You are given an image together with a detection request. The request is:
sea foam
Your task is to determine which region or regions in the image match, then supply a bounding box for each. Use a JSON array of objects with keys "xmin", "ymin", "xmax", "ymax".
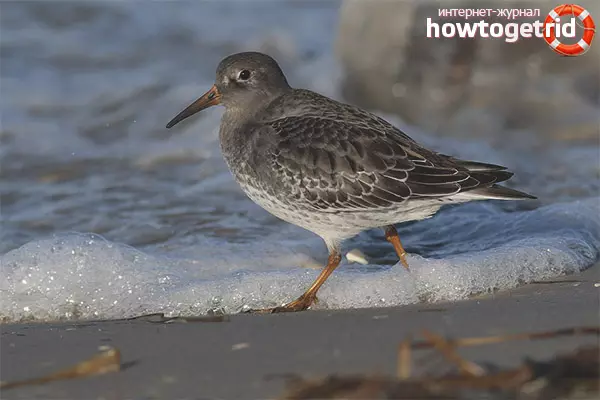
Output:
[{"xmin": 2, "ymin": 198, "xmax": 598, "ymax": 322}]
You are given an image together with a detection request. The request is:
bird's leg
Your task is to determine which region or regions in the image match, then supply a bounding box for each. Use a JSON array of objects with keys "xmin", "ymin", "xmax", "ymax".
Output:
[
  {"xmin": 249, "ymin": 251, "xmax": 342, "ymax": 313},
  {"xmin": 384, "ymin": 225, "xmax": 410, "ymax": 270}
]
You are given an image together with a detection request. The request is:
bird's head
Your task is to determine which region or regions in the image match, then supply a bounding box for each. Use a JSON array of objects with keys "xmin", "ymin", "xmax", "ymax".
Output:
[{"xmin": 166, "ymin": 52, "xmax": 290, "ymax": 128}]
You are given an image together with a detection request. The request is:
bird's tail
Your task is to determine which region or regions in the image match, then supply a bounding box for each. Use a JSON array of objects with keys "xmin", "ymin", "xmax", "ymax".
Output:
[
  {"xmin": 466, "ymin": 184, "xmax": 537, "ymax": 200},
  {"xmin": 452, "ymin": 159, "xmax": 537, "ymax": 200}
]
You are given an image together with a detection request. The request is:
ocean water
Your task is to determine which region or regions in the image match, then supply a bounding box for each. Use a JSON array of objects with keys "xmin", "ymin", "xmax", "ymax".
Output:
[{"xmin": 1, "ymin": 1, "xmax": 599, "ymax": 322}]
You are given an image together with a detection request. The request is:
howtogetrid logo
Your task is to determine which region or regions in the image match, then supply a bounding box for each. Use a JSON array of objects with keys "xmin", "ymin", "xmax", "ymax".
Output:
[
  {"xmin": 543, "ymin": 4, "xmax": 595, "ymax": 56},
  {"xmin": 428, "ymin": 3, "xmax": 596, "ymax": 57}
]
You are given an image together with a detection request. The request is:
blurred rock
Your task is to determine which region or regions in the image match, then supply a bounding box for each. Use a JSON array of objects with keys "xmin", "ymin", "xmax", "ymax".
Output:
[{"xmin": 335, "ymin": 0, "xmax": 600, "ymax": 142}]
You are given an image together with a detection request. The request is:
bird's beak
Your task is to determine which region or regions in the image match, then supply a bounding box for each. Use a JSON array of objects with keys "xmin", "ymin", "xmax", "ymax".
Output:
[{"xmin": 166, "ymin": 85, "xmax": 221, "ymax": 128}]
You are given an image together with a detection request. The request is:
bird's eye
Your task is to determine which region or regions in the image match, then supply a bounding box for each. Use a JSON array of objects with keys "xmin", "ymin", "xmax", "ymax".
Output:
[{"xmin": 238, "ymin": 70, "xmax": 251, "ymax": 81}]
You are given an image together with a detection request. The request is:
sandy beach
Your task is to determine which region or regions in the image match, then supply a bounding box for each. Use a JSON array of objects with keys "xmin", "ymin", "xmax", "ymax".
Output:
[{"xmin": 2, "ymin": 263, "xmax": 598, "ymax": 399}]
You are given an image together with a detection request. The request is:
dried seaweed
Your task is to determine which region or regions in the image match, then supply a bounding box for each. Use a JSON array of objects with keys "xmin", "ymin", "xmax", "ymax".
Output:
[
  {"xmin": 277, "ymin": 326, "xmax": 600, "ymax": 400},
  {"xmin": 0, "ymin": 347, "xmax": 121, "ymax": 390}
]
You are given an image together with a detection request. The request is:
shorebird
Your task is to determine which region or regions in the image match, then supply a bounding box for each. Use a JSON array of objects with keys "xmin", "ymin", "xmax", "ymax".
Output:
[{"xmin": 166, "ymin": 52, "xmax": 535, "ymax": 313}]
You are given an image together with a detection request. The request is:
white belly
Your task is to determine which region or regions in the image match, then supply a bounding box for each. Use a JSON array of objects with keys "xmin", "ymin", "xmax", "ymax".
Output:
[{"xmin": 240, "ymin": 181, "xmax": 447, "ymax": 243}]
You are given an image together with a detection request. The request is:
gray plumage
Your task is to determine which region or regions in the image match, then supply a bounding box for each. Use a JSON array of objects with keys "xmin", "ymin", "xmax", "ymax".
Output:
[{"xmin": 169, "ymin": 51, "xmax": 535, "ymax": 253}]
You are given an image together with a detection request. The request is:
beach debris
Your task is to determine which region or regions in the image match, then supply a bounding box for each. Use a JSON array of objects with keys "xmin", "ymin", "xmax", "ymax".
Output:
[
  {"xmin": 232, "ymin": 342, "xmax": 250, "ymax": 351},
  {"xmin": 404, "ymin": 326, "xmax": 600, "ymax": 351},
  {"xmin": 276, "ymin": 326, "xmax": 600, "ymax": 399},
  {"xmin": 123, "ymin": 312, "xmax": 229, "ymax": 323},
  {"xmin": 372, "ymin": 314, "xmax": 389, "ymax": 320},
  {"xmin": 345, "ymin": 249, "xmax": 369, "ymax": 265},
  {"xmin": 0, "ymin": 346, "xmax": 121, "ymax": 391}
]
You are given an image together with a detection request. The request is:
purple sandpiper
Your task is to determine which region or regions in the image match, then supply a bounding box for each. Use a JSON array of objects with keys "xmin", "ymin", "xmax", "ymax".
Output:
[{"xmin": 166, "ymin": 52, "xmax": 535, "ymax": 313}]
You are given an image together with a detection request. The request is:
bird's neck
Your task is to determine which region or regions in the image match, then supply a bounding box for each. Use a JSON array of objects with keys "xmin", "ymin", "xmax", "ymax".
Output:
[
  {"xmin": 219, "ymin": 89, "xmax": 288, "ymax": 160},
  {"xmin": 218, "ymin": 107, "xmax": 260, "ymax": 165},
  {"xmin": 221, "ymin": 91, "xmax": 281, "ymax": 127}
]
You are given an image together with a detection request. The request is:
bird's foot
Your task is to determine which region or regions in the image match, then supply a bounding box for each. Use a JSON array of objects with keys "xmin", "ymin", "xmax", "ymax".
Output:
[{"xmin": 245, "ymin": 293, "xmax": 318, "ymax": 314}]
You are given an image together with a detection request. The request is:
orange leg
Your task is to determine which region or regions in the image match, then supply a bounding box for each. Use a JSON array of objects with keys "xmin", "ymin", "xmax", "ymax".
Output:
[
  {"xmin": 385, "ymin": 226, "xmax": 410, "ymax": 270},
  {"xmin": 250, "ymin": 251, "xmax": 342, "ymax": 313}
]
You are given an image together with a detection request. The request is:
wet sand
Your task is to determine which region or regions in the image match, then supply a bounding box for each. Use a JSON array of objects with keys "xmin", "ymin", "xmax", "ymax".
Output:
[{"xmin": 1, "ymin": 263, "xmax": 598, "ymax": 400}]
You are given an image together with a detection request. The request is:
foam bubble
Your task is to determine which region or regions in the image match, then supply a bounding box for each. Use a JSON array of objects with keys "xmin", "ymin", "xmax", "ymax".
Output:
[{"xmin": 1, "ymin": 198, "xmax": 598, "ymax": 322}]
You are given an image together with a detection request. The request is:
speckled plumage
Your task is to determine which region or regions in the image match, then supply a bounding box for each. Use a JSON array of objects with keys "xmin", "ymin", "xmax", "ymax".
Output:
[
  {"xmin": 167, "ymin": 52, "xmax": 535, "ymax": 312},
  {"xmin": 213, "ymin": 56, "xmax": 533, "ymax": 251}
]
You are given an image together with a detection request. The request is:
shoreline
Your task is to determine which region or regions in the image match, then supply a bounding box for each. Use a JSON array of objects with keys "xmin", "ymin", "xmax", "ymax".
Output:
[{"xmin": 1, "ymin": 263, "xmax": 598, "ymax": 399}]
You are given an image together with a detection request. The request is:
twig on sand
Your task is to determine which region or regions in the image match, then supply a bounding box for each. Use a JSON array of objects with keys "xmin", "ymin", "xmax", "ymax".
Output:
[
  {"xmin": 0, "ymin": 347, "xmax": 121, "ymax": 390},
  {"xmin": 408, "ymin": 326, "xmax": 600, "ymax": 350},
  {"xmin": 124, "ymin": 312, "xmax": 230, "ymax": 323}
]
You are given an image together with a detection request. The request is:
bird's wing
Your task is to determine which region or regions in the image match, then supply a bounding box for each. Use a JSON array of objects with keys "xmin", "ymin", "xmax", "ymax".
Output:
[{"xmin": 260, "ymin": 114, "xmax": 508, "ymax": 213}]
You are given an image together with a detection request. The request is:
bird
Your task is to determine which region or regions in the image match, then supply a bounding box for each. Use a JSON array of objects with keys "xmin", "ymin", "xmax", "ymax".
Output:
[{"xmin": 166, "ymin": 52, "xmax": 536, "ymax": 313}]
